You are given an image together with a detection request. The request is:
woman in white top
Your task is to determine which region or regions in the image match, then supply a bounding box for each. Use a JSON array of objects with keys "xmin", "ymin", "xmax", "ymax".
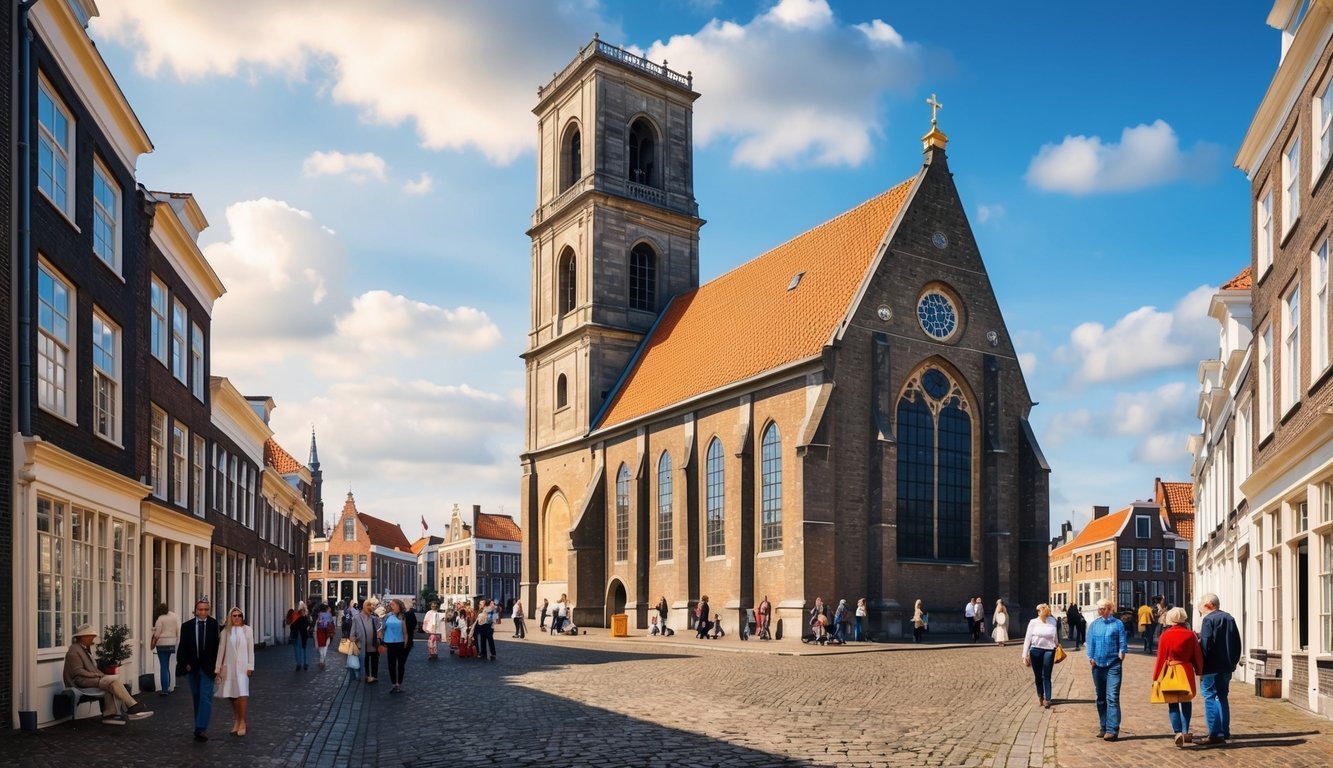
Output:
[
  {"xmin": 553, "ymin": 594, "xmax": 569, "ymax": 635},
  {"xmin": 991, "ymin": 599, "xmax": 1010, "ymax": 647},
  {"xmin": 214, "ymin": 606, "xmax": 256, "ymax": 736},
  {"xmin": 1021, "ymin": 603, "xmax": 1059, "ymax": 709},
  {"xmin": 422, "ymin": 602, "xmax": 443, "ymax": 660},
  {"xmin": 150, "ymin": 602, "xmax": 180, "ymax": 695}
]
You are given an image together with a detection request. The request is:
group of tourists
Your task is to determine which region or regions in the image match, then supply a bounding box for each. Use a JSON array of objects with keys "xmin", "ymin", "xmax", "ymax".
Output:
[
  {"xmin": 536, "ymin": 594, "xmax": 575, "ymax": 635},
  {"xmin": 1020, "ymin": 593, "xmax": 1243, "ymax": 747},
  {"xmin": 804, "ymin": 596, "xmax": 868, "ymax": 644}
]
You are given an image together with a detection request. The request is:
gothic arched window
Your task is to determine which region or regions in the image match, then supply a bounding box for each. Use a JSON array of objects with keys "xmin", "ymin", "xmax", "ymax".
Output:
[
  {"xmin": 615, "ymin": 463, "xmax": 630, "ymax": 562},
  {"xmin": 555, "ymin": 374, "xmax": 568, "ymax": 409},
  {"xmin": 629, "ymin": 243, "xmax": 657, "ymax": 312},
  {"xmin": 657, "ymin": 451, "xmax": 673, "ymax": 561},
  {"xmin": 628, "ymin": 117, "xmax": 656, "ymax": 187},
  {"xmin": 561, "ymin": 125, "xmax": 582, "ymax": 193},
  {"xmin": 705, "ymin": 437, "xmax": 725, "ymax": 557},
  {"xmin": 760, "ymin": 423, "xmax": 782, "ymax": 552},
  {"xmin": 558, "ymin": 248, "xmax": 576, "ymax": 316},
  {"xmin": 895, "ymin": 366, "xmax": 973, "ymax": 561}
]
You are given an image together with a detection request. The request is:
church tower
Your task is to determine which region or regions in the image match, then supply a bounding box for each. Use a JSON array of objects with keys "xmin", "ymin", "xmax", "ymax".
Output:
[{"xmin": 523, "ymin": 35, "xmax": 704, "ymax": 451}]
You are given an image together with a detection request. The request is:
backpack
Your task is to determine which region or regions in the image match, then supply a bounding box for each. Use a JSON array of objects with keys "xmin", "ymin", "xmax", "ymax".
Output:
[
  {"xmin": 695, "ymin": 603, "xmax": 703, "ymax": 619},
  {"xmin": 317, "ymin": 613, "xmax": 334, "ymax": 631}
]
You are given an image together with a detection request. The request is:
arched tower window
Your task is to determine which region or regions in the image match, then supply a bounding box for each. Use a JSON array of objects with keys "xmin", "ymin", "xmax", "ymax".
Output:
[
  {"xmin": 555, "ymin": 374, "xmax": 568, "ymax": 409},
  {"xmin": 895, "ymin": 366, "xmax": 973, "ymax": 561},
  {"xmin": 560, "ymin": 124, "xmax": 582, "ymax": 193},
  {"xmin": 557, "ymin": 248, "xmax": 576, "ymax": 316},
  {"xmin": 705, "ymin": 437, "xmax": 725, "ymax": 557},
  {"xmin": 615, "ymin": 463, "xmax": 630, "ymax": 562},
  {"xmin": 628, "ymin": 117, "xmax": 656, "ymax": 187},
  {"xmin": 760, "ymin": 423, "xmax": 782, "ymax": 552},
  {"xmin": 656, "ymin": 451, "xmax": 673, "ymax": 561},
  {"xmin": 629, "ymin": 243, "xmax": 657, "ymax": 312},
  {"xmin": 342, "ymin": 515, "xmax": 356, "ymax": 541}
]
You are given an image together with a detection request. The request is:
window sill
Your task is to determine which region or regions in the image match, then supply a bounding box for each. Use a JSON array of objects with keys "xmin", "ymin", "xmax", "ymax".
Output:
[
  {"xmin": 1309, "ymin": 361, "xmax": 1333, "ymax": 395},
  {"xmin": 93, "ymin": 432, "xmax": 124, "ymax": 450},
  {"xmin": 1280, "ymin": 400, "xmax": 1302, "ymax": 425},
  {"xmin": 1313, "ymin": 156, "xmax": 1333, "ymax": 196},
  {"xmin": 758, "ymin": 549, "xmax": 784, "ymax": 558},
  {"xmin": 1280, "ymin": 218, "xmax": 1301, "ymax": 249},
  {"xmin": 38, "ymin": 403, "xmax": 78, "ymax": 428},
  {"xmin": 704, "ymin": 555, "xmax": 726, "ymax": 562},
  {"xmin": 94, "ymin": 255, "xmax": 125, "ymax": 283},
  {"xmin": 38, "ymin": 188, "xmax": 80, "ymax": 233},
  {"xmin": 1257, "ymin": 261, "xmax": 1273, "ymax": 285}
]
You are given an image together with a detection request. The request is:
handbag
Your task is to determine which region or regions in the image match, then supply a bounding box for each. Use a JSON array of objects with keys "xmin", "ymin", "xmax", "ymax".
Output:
[
  {"xmin": 338, "ymin": 637, "xmax": 355, "ymax": 655},
  {"xmin": 1159, "ymin": 660, "xmax": 1192, "ymax": 693},
  {"xmin": 1053, "ymin": 644, "xmax": 1067, "ymax": 664}
]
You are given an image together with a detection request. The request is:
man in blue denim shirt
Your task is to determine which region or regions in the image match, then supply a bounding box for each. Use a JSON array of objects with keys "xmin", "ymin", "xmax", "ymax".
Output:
[{"xmin": 1086, "ymin": 598, "xmax": 1128, "ymax": 740}]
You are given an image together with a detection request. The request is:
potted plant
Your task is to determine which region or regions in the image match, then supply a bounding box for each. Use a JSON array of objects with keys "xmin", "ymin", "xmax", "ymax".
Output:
[{"xmin": 95, "ymin": 623, "xmax": 133, "ymax": 674}]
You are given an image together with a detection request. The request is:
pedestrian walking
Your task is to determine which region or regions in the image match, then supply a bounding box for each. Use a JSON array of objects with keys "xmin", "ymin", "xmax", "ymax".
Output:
[
  {"xmin": 380, "ymin": 598, "xmax": 412, "ymax": 692},
  {"xmin": 539, "ymin": 598, "xmax": 550, "ymax": 631},
  {"xmin": 991, "ymin": 599, "xmax": 1010, "ymax": 647},
  {"xmin": 657, "ymin": 595, "xmax": 670, "ymax": 635},
  {"xmin": 972, "ymin": 597, "xmax": 986, "ymax": 641},
  {"xmin": 911, "ymin": 599, "xmax": 928, "ymax": 643},
  {"xmin": 350, "ymin": 599, "xmax": 381, "ymax": 683},
  {"xmin": 964, "ymin": 597, "xmax": 978, "ymax": 640},
  {"xmin": 475, "ymin": 599, "xmax": 497, "ymax": 660},
  {"xmin": 177, "ymin": 599, "xmax": 221, "ymax": 741},
  {"xmin": 1138, "ymin": 599, "xmax": 1156, "ymax": 653},
  {"xmin": 1153, "ymin": 607, "xmax": 1203, "ymax": 747},
  {"xmin": 1066, "ymin": 603, "xmax": 1086, "ymax": 648},
  {"xmin": 1087, "ymin": 598, "xmax": 1128, "ymax": 741},
  {"xmin": 511, "ymin": 597, "xmax": 527, "ymax": 639},
  {"xmin": 314, "ymin": 603, "xmax": 335, "ymax": 669},
  {"xmin": 552, "ymin": 593, "xmax": 570, "ymax": 635},
  {"xmin": 150, "ymin": 602, "xmax": 179, "ymax": 695},
  {"xmin": 1021, "ymin": 603, "xmax": 1059, "ymax": 708},
  {"xmin": 808, "ymin": 597, "xmax": 827, "ymax": 644},
  {"xmin": 854, "ymin": 598, "xmax": 867, "ymax": 641},
  {"xmin": 423, "ymin": 602, "xmax": 443, "ymax": 659},
  {"xmin": 290, "ymin": 601, "xmax": 311, "ymax": 670},
  {"xmin": 63, "ymin": 624, "xmax": 156, "ymax": 725},
  {"xmin": 214, "ymin": 606, "xmax": 255, "ymax": 737},
  {"xmin": 832, "ymin": 599, "xmax": 849, "ymax": 644},
  {"xmin": 1196, "ymin": 593, "xmax": 1242, "ymax": 746},
  {"xmin": 695, "ymin": 595, "xmax": 712, "ymax": 639}
]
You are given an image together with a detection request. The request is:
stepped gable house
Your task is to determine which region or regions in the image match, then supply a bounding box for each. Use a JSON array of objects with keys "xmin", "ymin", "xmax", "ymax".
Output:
[{"xmin": 519, "ymin": 38, "xmax": 1050, "ymax": 639}]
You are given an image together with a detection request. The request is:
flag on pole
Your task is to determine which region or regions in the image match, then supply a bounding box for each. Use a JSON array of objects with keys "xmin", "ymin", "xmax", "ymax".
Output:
[{"xmin": 421, "ymin": 515, "xmax": 428, "ymax": 533}]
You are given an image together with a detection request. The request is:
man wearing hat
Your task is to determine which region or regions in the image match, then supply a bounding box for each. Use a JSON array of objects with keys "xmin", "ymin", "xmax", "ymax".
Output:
[{"xmin": 63, "ymin": 624, "xmax": 155, "ymax": 725}]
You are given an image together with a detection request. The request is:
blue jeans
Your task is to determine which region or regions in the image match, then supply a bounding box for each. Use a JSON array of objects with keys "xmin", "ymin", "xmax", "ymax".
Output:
[
  {"xmin": 854, "ymin": 617, "xmax": 863, "ymax": 641},
  {"xmin": 1201, "ymin": 671, "xmax": 1232, "ymax": 738},
  {"xmin": 156, "ymin": 646, "xmax": 175, "ymax": 692},
  {"xmin": 1168, "ymin": 701, "xmax": 1193, "ymax": 734},
  {"xmin": 186, "ymin": 666, "xmax": 214, "ymax": 733},
  {"xmin": 1029, "ymin": 648, "xmax": 1054, "ymax": 701},
  {"xmin": 1091, "ymin": 661, "xmax": 1123, "ymax": 735},
  {"xmin": 293, "ymin": 638, "xmax": 308, "ymax": 667},
  {"xmin": 1141, "ymin": 624, "xmax": 1156, "ymax": 652}
]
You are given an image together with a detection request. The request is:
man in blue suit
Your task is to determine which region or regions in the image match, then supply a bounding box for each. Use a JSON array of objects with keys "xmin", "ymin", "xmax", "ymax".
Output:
[{"xmin": 176, "ymin": 599, "xmax": 221, "ymax": 741}]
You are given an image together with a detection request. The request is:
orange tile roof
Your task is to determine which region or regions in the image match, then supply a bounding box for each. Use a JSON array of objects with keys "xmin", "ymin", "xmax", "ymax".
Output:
[
  {"xmin": 597, "ymin": 177, "xmax": 916, "ymax": 429},
  {"xmin": 474, "ymin": 511, "xmax": 522, "ymax": 542},
  {"xmin": 1049, "ymin": 508, "xmax": 1130, "ymax": 558},
  {"xmin": 264, "ymin": 438, "xmax": 303, "ymax": 475},
  {"xmin": 349, "ymin": 501, "xmax": 412, "ymax": 552},
  {"xmin": 1156, "ymin": 481, "xmax": 1194, "ymax": 515},
  {"xmin": 1220, "ymin": 266, "xmax": 1251, "ymax": 290}
]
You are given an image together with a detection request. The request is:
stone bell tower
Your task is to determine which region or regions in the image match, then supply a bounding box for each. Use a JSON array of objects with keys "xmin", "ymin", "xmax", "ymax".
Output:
[{"xmin": 523, "ymin": 35, "xmax": 704, "ymax": 452}]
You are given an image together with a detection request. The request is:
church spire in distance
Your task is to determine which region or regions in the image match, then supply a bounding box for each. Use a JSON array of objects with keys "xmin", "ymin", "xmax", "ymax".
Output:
[{"xmin": 309, "ymin": 426, "xmax": 321, "ymax": 469}]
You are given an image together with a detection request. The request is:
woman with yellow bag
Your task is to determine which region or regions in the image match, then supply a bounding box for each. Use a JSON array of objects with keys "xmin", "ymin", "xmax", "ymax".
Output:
[{"xmin": 1152, "ymin": 607, "xmax": 1204, "ymax": 747}]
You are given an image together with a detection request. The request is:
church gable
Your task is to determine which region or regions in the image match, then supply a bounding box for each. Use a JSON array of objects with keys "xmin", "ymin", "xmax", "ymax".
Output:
[{"xmin": 595, "ymin": 177, "xmax": 916, "ymax": 431}]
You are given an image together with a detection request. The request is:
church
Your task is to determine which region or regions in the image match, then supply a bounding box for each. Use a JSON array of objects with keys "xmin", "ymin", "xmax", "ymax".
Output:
[{"xmin": 520, "ymin": 36, "xmax": 1050, "ymax": 641}]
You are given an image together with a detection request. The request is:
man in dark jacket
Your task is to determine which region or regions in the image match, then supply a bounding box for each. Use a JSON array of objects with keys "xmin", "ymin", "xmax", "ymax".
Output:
[
  {"xmin": 1196, "ymin": 593, "xmax": 1243, "ymax": 746},
  {"xmin": 176, "ymin": 599, "xmax": 221, "ymax": 741}
]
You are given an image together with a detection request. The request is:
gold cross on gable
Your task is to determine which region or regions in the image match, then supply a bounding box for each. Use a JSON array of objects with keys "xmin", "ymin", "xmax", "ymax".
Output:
[{"xmin": 926, "ymin": 93, "xmax": 943, "ymax": 125}]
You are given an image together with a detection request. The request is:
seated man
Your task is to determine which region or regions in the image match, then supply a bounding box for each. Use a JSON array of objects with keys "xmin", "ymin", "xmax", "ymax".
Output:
[{"xmin": 63, "ymin": 624, "xmax": 154, "ymax": 725}]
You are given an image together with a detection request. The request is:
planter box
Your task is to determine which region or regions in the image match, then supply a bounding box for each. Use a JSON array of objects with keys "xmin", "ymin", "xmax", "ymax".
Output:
[{"xmin": 1255, "ymin": 676, "xmax": 1282, "ymax": 698}]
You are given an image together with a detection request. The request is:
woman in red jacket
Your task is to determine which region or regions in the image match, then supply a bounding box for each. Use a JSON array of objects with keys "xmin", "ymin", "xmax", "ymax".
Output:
[{"xmin": 1153, "ymin": 607, "xmax": 1204, "ymax": 747}]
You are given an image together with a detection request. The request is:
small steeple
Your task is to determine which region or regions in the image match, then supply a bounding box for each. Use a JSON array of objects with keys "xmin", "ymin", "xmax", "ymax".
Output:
[
  {"xmin": 309, "ymin": 426, "xmax": 321, "ymax": 469},
  {"xmin": 922, "ymin": 92, "xmax": 948, "ymax": 152}
]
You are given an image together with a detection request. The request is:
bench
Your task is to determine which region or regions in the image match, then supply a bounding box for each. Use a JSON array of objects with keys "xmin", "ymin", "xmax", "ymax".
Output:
[{"xmin": 52, "ymin": 687, "xmax": 105, "ymax": 727}]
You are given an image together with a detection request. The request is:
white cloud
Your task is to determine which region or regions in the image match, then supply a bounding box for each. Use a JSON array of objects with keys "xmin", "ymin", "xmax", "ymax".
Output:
[
  {"xmin": 977, "ymin": 203, "xmax": 1005, "ymax": 223},
  {"xmin": 335, "ymin": 291, "xmax": 501, "ymax": 356},
  {"xmin": 1017, "ymin": 351, "xmax": 1037, "ymax": 377},
  {"xmin": 1043, "ymin": 408, "xmax": 1092, "ymax": 448},
  {"xmin": 1135, "ymin": 432, "xmax": 1190, "ymax": 464},
  {"xmin": 1108, "ymin": 382, "xmax": 1193, "ymax": 437},
  {"xmin": 403, "ymin": 172, "xmax": 433, "ymax": 195},
  {"xmin": 301, "ymin": 150, "xmax": 387, "ymax": 182},
  {"xmin": 1025, "ymin": 120, "xmax": 1220, "ymax": 195},
  {"xmin": 1062, "ymin": 284, "xmax": 1217, "ymax": 385},
  {"xmin": 645, "ymin": 0, "xmax": 921, "ymax": 168}
]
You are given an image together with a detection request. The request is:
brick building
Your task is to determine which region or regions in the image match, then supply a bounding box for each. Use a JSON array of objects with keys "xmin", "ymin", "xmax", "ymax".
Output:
[
  {"xmin": 437, "ymin": 504, "xmax": 522, "ymax": 609},
  {"xmin": 520, "ymin": 39, "xmax": 1050, "ymax": 640},
  {"xmin": 1155, "ymin": 479, "xmax": 1196, "ymax": 611},
  {"xmin": 1228, "ymin": 0, "xmax": 1333, "ymax": 715},
  {"xmin": 311, "ymin": 492, "xmax": 414, "ymax": 607},
  {"xmin": 2, "ymin": 0, "xmax": 17, "ymax": 726}
]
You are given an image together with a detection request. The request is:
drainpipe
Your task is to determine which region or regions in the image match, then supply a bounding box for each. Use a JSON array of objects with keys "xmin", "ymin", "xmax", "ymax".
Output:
[{"xmin": 18, "ymin": 0, "xmax": 41, "ymax": 437}]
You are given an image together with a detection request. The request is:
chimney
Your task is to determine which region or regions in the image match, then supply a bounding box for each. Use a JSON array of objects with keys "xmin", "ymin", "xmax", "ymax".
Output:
[{"xmin": 1093, "ymin": 505, "xmax": 1110, "ymax": 520}]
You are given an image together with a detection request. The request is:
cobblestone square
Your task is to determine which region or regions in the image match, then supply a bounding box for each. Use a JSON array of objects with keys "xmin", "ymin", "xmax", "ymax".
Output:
[{"xmin": 2, "ymin": 632, "xmax": 1330, "ymax": 767}]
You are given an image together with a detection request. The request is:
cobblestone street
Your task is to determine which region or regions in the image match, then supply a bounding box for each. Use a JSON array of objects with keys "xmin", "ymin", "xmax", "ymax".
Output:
[{"xmin": 2, "ymin": 631, "xmax": 1331, "ymax": 767}]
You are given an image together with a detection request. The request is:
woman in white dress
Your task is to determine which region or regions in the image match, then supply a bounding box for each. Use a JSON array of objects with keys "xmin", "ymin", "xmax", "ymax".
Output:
[
  {"xmin": 992, "ymin": 598, "xmax": 1010, "ymax": 646},
  {"xmin": 214, "ymin": 606, "xmax": 255, "ymax": 736}
]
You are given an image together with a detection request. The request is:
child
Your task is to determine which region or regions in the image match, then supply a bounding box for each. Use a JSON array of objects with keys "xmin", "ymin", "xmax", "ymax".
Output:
[
  {"xmin": 710, "ymin": 613, "xmax": 725, "ymax": 639},
  {"xmin": 650, "ymin": 616, "xmax": 661, "ymax": 636}
]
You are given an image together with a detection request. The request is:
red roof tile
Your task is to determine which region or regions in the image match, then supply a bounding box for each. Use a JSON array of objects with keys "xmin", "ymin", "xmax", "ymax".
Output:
[
  {"xmin": 357, "ymin": 512, "xmax": 412, "ymax": 552},
  {"xmin": 1155, "ymin": 479, "xmax": 1195, "ymax": 540},
  {"xmin": 1220, "ymin": 266, "xmax": 1251, "ymax": 290},
  {"xmin": 264, "ymin": 438, "xmax": 303, "ymax": 475},
  {"xmin": 1050, "ymin": 508, "xmax": 1130, "ymax": 558},
  {"xmin": 597, "ymin": 178, "xmax": 915, "ymax": 429},
  {"xmin": 474, "ymin": 511, "xmax": 521, "ymax": 542}
]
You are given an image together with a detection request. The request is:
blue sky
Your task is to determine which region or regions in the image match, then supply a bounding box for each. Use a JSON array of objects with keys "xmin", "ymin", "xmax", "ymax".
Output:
[{"xmin": 88, "ymin": 1, "xmax": 1275, "ymax": 537}]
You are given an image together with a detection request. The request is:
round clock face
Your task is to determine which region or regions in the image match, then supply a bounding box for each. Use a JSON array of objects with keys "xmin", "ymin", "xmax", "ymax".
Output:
[
  {"xmin": 932, "ymin": 231, "xmax": 948, "ymax": 249},
  {"xmin": 917, "ymin": 291, "xmax": 958, "ymax": 340}
]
